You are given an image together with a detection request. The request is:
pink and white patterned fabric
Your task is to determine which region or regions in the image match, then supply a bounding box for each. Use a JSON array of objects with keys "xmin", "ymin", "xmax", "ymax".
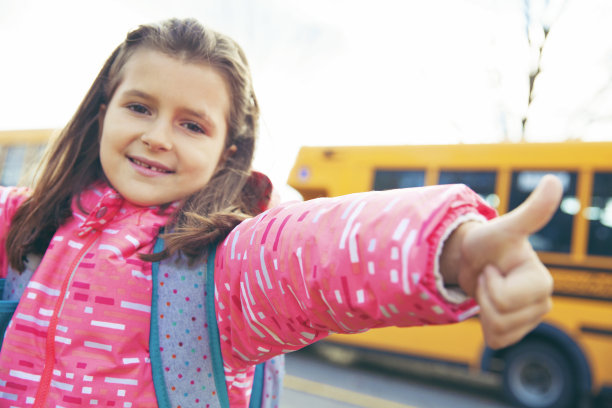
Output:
[
  {"xmin": 0, "ymin": 184, "xmax": 174, "ymax": 407},
  {"xmin": 0, "ymin": 182, "xmax": 496, "ymax": 408},
  {"xmin": 215, "ymin": 185, "xmax": 496, "ymax": 406}
]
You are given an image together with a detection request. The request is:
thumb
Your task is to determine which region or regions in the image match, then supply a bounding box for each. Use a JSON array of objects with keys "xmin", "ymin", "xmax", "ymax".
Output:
[{"xmin": 498, "ymin": 174, "xmax": 563, "ymax": 236}]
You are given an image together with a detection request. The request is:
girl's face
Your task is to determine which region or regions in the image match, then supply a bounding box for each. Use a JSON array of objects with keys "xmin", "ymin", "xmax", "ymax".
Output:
[{"xmin": 99, "ymin": 49, "xmax": 231, "ymax": 206}]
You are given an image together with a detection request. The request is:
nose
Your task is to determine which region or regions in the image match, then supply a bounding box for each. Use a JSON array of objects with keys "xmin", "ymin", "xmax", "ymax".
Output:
[{"xmin": 140, "ymin": 120, "xmax": 173, "ymax": 151}]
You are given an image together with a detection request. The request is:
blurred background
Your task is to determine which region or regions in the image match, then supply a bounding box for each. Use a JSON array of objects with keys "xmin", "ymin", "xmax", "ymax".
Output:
[
  {"xmin": 1, "ymin": 0, "xmax": 611, "ymax": 198},
  {"xmin": 1, "ymin": 1, "xmax": 612, "ymax": 407}
]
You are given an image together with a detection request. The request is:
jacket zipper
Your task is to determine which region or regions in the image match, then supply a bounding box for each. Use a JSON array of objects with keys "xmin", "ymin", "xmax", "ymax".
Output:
[{"xmin": 33, "ymin": 232, "xmax": 100, "ymax": 407}]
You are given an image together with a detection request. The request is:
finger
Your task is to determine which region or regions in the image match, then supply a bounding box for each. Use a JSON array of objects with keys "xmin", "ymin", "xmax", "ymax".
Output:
[
  {"xmin": 480, "ymin": 296, "xmax": 551, "ymax": 349},
  {"xmin": 496, "ymin": 174, "xmax": 563, "ymax": 236},
  {"xmin": 477, "ymin": 271, "xmax": 552, "ymax": 349},
  {"xmin": 478, "ymin": 270, "xmax": 553, "ymax": 332},
  {"xmin": 484, "ymin": 262, "xmax": 553, "ymax": 313}
]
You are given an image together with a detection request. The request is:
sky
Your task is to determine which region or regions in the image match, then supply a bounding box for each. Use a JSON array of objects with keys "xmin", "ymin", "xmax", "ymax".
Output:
[{"xmin": 1, "ymin": 0, "xmax": 611, "ymax": 197}]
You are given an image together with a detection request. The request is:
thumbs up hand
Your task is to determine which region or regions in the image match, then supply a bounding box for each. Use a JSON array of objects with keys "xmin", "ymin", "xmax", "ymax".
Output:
[{"xmin": 440, "ymin": 175, "xmax": 563, "ymax": 349}]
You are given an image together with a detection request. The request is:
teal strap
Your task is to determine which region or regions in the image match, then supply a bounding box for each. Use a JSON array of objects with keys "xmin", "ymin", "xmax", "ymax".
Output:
[
  {"xmin": 206, "ymin": 245, "xmax": 231, "ymax": 408},
  {"xmin": 149, "ymin": 238, "xmax": 172, "ymax": 408},
  {"xmin": 0, "ymin": 279, "xmax": 19, "ymax": 351},
  {"xmin": 248, "ymin": 363, "xmax": 265, "ymax": 408}
]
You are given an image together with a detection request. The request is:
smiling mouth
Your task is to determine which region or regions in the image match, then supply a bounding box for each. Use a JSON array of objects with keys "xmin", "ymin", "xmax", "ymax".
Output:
[{"xmin": 129, "ymin": 158, "xmax": 174, "ymax": 173}]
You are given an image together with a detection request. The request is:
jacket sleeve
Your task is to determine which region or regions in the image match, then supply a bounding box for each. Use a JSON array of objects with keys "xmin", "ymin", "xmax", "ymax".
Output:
[
  {"xmin": 214, "ymin": 184, "xmax": 496, "ymax": 370},
  {"xmin": 0, "ymin": 186, "xmax": 31, "ymax": 278}
]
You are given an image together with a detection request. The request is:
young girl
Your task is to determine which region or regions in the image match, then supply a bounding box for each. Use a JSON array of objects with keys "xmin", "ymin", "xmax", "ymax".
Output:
[{"xmin": 0, "ymin": 18, "xmax": 560, "ymax": 408}]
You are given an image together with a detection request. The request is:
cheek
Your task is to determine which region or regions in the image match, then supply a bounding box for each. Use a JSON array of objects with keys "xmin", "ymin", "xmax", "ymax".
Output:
[
  {"xmin": 98, "ymin": 135, "xmax": 107, "ymax": 166},
  {"xmin": 98, "ymin": 127, "xmax": 122, "ymax": 181},
  {"xmin": 191, "ymin": 158, "xmax": 216, "ymax": 185},
  {"xmin": 99, "ymin": 124, "xmax": 127, "ymax": 158},
  {"xmin": 191, "ymin": 139, "xmax": 226, "ymax": 170},
  {"xmin": 184, "ymin": 146, "xmax": 224, "ymax": 187},
  {"xmin": 98, "ymin": 132, "xmax": 112, "ymax": 167}
]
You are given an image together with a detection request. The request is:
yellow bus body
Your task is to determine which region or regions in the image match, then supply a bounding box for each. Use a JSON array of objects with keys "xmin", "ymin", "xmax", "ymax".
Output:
[
  {"xmin": 0, "ymin": 129, "xmax": 56, "ymax": 187},
  {"xmin": 0, "ymin": 129, "xmax": 56, "ymax": 146},
  {"xmin": 288, "ymin": 142, "xmax": 612, "ymax": 406}
]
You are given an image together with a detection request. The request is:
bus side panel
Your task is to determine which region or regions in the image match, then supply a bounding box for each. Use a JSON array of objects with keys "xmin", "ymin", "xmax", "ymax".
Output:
[
  {"xmin": 545, "ymin": 297, "xmax": 612, "ymax": 393},
  {"xmin": 325, "ymin": 319, "xmax": 485, "ymax": 369}
]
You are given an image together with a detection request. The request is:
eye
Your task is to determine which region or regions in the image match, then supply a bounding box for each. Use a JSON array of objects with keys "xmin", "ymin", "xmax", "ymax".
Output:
[
  {"xmin": 126, "ymin": 103, "xmax": 151, "ymax": 115},
  {"xmin": 182, "ymin": 122, "xmax": 206, "ymax": 135}
]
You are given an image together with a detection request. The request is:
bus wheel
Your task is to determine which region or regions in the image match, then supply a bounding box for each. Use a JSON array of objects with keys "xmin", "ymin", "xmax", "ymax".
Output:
[{"xmin": 502, "ymin": 340, "xmax": 577, "ymax": 408}]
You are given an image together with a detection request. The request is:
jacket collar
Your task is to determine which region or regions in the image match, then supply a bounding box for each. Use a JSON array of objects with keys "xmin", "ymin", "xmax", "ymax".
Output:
[{"xmin": 74, "ymin": 182, "xmax": 179, "ymax": 237}]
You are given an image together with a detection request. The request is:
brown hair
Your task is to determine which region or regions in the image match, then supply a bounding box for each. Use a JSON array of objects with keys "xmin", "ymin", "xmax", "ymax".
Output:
[{"xmin": 7, "ymin": 18, "xmax": 262, "ymax": 271}]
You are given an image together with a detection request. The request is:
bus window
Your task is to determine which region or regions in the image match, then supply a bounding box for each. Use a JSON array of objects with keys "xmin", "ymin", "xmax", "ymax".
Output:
[
  {"xmin": 509, "ymin": 170, "xmax": 577, "ymax": 253},
  {"xmin": 587, "ymin": 172, "xmax": 612, "ymax": 256},
  {"xmin": 438, "ymin": 170, "xmax": 499, "ymax": 209},
  {"xmin": 373, "ymin": 170, "xmax": 425, "ymax": 190},
  {"xmin": 1, "ymin": 145, "xmax": 27, "ymax": 186}
]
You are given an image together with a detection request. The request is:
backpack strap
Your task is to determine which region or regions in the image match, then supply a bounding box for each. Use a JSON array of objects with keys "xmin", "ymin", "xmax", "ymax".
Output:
[
  {"xmin": 0, "ymin": 279, "xmax": 19, "ymax": 350},
  {"xmin": 149, "ymin": 237, "xmax": 172, "ymax": 408},
  {"xmin": 248, "ymin": 363, "xmax": 265, "ymax": 408},
  {"xmin": 150, "ymin": 239, "xmax": 274, "ymax": 408},
  {"xmin": 204, "ymin": 244, "xmax": 231, "ymax": 408},
  {"xmin": 151, "ymin": 239, "xmax": 229, "ymax": 408},
  {"xmin": 204, "ymin": 245, "xmax": 283, "ymax": 408}
]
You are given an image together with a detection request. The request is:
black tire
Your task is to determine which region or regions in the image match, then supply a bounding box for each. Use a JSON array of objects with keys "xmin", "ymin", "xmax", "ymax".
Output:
[{"xmin": 502, "ymin": 340, "xmax": 578, "ymax": 408}]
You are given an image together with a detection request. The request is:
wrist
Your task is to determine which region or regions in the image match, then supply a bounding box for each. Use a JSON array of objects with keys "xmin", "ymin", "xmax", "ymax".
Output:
[{"xmin": 440, "ymin": 221, "xmax": 480, "ymax": 286}]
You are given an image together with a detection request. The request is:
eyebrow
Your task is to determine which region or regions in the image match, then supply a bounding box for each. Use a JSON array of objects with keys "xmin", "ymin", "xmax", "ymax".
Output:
[
  {"xmin": 122, "ymin": 89, "xmax": 217, "ymax": 133},
  {"xmin": 122, "ymin": 89, "xmax": 155, "ymax": 103},
  {"xmin": 183, "ymin": 107, "xmax": 216, "ymax": 133}
]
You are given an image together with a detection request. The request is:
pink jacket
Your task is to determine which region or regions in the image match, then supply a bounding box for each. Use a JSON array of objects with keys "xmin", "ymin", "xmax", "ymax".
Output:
[{"xmin": 0, "ymin": 183, "xmax": 495, "ymax": 407}]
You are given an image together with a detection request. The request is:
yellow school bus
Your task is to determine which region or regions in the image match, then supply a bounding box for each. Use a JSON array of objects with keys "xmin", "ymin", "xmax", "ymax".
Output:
[
  {"xmin": 0, "ymin": 129, "xmax": 55, "ymax": 186},
  {"xmin": 288, "ymin": 142, "xmax": 612, "ymax": 408}
]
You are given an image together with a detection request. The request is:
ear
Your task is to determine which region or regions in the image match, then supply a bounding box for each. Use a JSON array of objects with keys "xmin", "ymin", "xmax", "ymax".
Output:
[{"xmin": 222, "ymin": 144, "xmax": 237, "ymax": 163}]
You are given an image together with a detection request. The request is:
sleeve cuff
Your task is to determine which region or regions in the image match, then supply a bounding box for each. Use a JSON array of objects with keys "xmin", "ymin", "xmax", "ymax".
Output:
[{"xmin": 433, "ymin": 213, "xmax": 487, "ymax": 304}]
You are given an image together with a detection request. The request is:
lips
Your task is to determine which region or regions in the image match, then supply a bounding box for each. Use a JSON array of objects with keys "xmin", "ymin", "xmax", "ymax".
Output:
[{"xmin": 128, "ymin": 156, "xmax": 174, "ymax": 174}]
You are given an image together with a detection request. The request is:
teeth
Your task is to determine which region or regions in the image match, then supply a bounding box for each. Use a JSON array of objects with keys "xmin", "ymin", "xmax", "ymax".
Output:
[{"xmin": 132, "ymin": 158, "xmax": 170, "ymax": 173}]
